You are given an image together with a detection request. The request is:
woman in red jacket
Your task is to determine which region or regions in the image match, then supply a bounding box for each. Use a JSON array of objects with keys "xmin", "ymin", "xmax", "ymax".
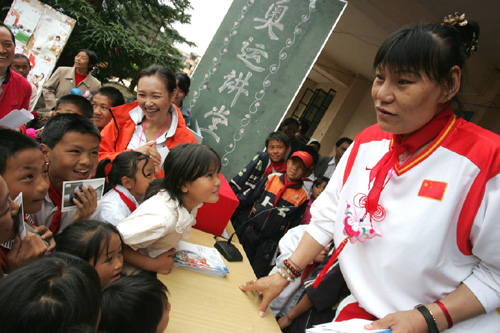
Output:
[{"xmin": 99, "ymin": 65, "xmax": 196, "ymax": 166}]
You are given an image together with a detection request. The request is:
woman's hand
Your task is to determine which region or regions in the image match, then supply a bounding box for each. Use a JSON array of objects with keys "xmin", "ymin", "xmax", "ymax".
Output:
[
  {"xmin": 238, "ymin": 272, "xmax": 290, "ymax": 317},
  {"xmin": 73, "ymin": 185, "xmax": 97, "ymax": 222},
  {"xmin": 7, "ymin": 233, "xmax": 48, "ymax": 270},
  {"xmin": 365, "ymin": 309, "xmax": 428, "ymax": 333},
  {"xmin": 135, "ymin": 141, "xmax": 161, "ymax": 166},
  {"xmin": 32, "ymin": 225, "xmax": 56, "ymax": 252}
]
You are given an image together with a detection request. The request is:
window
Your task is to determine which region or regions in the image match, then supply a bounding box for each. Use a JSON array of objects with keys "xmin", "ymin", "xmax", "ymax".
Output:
[{"xmin": 291, "ymin": 88, "xmax": 336, "ymax": 138}]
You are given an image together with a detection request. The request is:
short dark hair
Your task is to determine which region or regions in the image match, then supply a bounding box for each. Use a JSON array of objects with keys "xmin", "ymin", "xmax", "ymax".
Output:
[
  {"xmin": 13, "ymin": 53, "xmax": 30, "ymax": 67},
  {"xmin": 96, "ymin": 151, "xmax": 150, "ymax": 193},
  {"xmin": 0, "ymin": 23, "xmax": 15, "ymax": 43},
  {"xmin": 0, "ymin": 129, "xmax": 40, "ymax": 174},
  {"xmin": 93, "ymin": 86, "xmax": 125, "ymax": 107},
  {"xmin": 374, "ymin": 21, "xmax": 480, "ymax": 93},
  {"xmin": 175, "ymin": 72, "xmax": 191, "ymax": 95},
  {"xmin": 313, "ymin": 176, "xmax": 330, "ymax": 187},
  {"xmin": 281, "ymin": 117, "xmax": 299, "ymax": 128},
  {"xmin": 55, "ymin": 220, "xmax": 123, "ymax": 267},
  {"xmin": 0, "ymin": 252, "xmax": 101, "ymax": 332},
  {"xmin": 99, "ymin": 274, "xmax": 169, "ymax": 333},
  {"xmin": 56, "ymin": 94, "xmax": 94, "ymax": 118},
  {"xmin": 265, "ymin": 131, "xmax": 290, "ymax": 148},
  {"xmin": 335, "ymin": 137, "xmax": 353, "ymax": 147},
  {"xmin": 138, "ymin": 64, "xmax": 176, "ymax": 94},
  {"xmin": 308, "ymin": 139, "xmax": 321, "ymax": 151},
  {"xmin": 299, "ymin": 119, "xmax": 310, "ymax": 135},
  {"xmin": 41, "ymin": 113, "xmax": 101, "ymax": 149},
  {"xmin": 146, "ymin": 144, "xmax": 221, "ymax": 204},
  {"xmin": 77, "ymin": 49, "xmax": 98, "ymax": 70}
]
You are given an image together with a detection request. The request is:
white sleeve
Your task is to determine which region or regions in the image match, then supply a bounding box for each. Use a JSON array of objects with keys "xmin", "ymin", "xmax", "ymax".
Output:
[
  {"xmin": 117, "ymin": 197, "xmax": 174, "ymax": 251},
  {"xmin": 463, "ymin": 173, "xmax": 500, "ymax": 312},
  {"xmin": 98, "ymin": 195, "xmax": 128, "ymax": 226},
  {"xmin": 306, "ymin": 143, "xmax": 353, "ymax": 246}
]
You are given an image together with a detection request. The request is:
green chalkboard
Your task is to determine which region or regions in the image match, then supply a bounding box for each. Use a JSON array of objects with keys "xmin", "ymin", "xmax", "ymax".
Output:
[{"xmin": 186, "ymin": 0, "xmax": 347, "ymax": 178}]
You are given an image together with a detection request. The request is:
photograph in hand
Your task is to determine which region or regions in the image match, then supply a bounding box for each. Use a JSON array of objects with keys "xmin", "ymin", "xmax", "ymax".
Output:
[{"xmin": 61, "ymin": 178, "xmax": 105, "ymax": 212}]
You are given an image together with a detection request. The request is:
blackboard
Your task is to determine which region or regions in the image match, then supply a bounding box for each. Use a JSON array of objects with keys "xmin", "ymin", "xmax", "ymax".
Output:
[{"xmin": 186, "ymin": 0, "xmax": 347, "ymax": 178}]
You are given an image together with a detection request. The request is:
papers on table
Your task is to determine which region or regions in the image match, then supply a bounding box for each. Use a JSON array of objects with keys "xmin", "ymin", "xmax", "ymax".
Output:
[
  {"xmin": 306, "ymin": 319, "xmax": 392, "ymax": 333},
  {"xmin": 173, "ymin": 240, "xmax": 229, "ymax": 277}
]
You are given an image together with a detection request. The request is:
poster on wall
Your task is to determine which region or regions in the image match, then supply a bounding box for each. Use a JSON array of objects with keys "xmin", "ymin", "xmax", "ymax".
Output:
[{"xmin": 4, "ymin": 0, "xmax": 76, "ymax": 110}]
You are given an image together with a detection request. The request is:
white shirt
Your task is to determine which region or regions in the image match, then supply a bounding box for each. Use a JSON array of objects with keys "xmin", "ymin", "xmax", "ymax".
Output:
[
  {"xmin": 33, "ymin": 192, "xmax": 100, "ymax": 233},
  {"xmin": 323, "ymin": 157, "xmax": 336, "ymax": 179},
  {"xmin": 117, "ymin": 190, "xmax": 200, "ymax": 259},
  {"xmin": 98, "ymin": 185, "xmax": 139, "ymax": 226},
  {"xmin": 126, "ymin": 104, "xmax": 179, "ymax": 152}
]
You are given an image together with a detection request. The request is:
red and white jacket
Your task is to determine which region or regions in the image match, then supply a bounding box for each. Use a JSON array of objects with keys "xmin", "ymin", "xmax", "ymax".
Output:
[{"xmin": 307, "ymin": 111, "xmax": 500, "ymax": 332}]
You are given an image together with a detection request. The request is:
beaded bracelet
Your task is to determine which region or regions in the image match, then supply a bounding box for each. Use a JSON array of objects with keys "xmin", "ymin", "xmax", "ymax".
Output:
[
  {"xmin": 435, "ymin": 300, "xmax": 453, "ymax": 329},
  {"xmin": 288, "ymin": 258, "xmax": 303, "ymax": 271},
  {"xmin": 283, "ymin": 259, "xmax": 302, "ymax": 278},
  {"xmin": 415, "ymin": 304, "xmax": 439, "ymax": 333},
  {"xmin": 277, "ymin": 267, "xmax": 295, "ymax": 282}
]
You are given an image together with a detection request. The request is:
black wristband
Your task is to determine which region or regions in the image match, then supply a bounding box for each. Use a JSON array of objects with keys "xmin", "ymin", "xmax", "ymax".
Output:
[{"xmin": 415, "ymin": 304, "xmax": 439, "ymax": 333}]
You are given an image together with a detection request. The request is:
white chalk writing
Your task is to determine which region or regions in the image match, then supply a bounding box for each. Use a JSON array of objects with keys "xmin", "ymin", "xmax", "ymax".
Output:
[
  {"xmin": 218, "ymin": 70, "xmax": 252, "ymax": 107},
  {"xmin": 253, "ymin": 0, "xmax": 289, "ymax": 40}
]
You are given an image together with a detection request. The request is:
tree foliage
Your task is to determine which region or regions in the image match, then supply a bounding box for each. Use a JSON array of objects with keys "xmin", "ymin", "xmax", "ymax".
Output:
[{"xmin": 40, "ymin": 0, "xmax": 194, "ymax": 88}]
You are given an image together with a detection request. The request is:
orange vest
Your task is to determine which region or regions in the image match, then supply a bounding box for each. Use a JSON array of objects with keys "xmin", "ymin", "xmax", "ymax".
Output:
[{"xmin": 99, "ymin": 101, "xmax": 196, "ymax": 162}]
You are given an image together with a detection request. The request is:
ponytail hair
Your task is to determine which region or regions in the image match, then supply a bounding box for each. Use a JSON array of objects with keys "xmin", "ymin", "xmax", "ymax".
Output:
[{"xmin": 95, "ymin": 151, "xmax": 150, "ymax": 193}]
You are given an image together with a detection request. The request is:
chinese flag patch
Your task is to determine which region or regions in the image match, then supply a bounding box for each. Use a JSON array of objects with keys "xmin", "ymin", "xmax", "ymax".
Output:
[{"xmin": 418, "ymin": 179, "xmax": 447, "ymax": 201}]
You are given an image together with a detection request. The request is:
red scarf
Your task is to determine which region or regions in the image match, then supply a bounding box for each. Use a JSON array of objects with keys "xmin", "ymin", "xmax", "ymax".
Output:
[
  {"xmin": 273, "ymin": 174, "xmax": 300, "ymax": 207},
  {"xmin": 112, "ymin": 185, "xmax": 137, "ymax": 213},
  {"xmin": 314, "ymin": 107, "xmax": 453, "ymax": 289},
  {"xmin": 263, "ymin": 160, "xmax": 287, "ymax": 177},
  {"xmin": 365, "ymin": 108, "xmax": 452, "ymax": 219},
  {"xmin": 48, "ymin": 183, "xmax": 62, "ymax": 233}
]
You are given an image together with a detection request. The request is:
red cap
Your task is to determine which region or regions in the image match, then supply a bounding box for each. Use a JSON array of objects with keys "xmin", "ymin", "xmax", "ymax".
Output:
[{"xmin": 290, "ymin": 151, "xmax": 313, "ymax": 170}]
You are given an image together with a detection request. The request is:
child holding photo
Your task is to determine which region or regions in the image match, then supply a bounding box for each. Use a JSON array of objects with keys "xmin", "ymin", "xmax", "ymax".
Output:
[
  {"xmin": 117, "ymin": 144, "xmax": 221, "ymax": 275},
  {"xmin": 96, "ymin": 151, "xmax": 156, "ymax": 226},
  {"xmin": 35, "ymin": 114, "xmax": 101, "ymax": 233}
]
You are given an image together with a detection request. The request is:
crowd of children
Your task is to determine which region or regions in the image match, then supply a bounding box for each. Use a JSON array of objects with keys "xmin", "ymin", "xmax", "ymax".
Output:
[{"xmin": 0, "ymin": 21, "xmax": 355, "ymax": 332}]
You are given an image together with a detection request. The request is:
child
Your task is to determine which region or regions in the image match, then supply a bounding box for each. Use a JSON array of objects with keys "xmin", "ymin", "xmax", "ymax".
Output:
[
  {"xmin": 235, "ymin": 149, "xmax": 318, "ymax": 278},
  {"xmin": 231, "ymin": 131, "xmax": 290, "ymax": 196},
  {"xmin": 277, "ymin": 244, "xmax": 349, "ymax": 332},
  {"xmin": 35, "ymin": 94, "xmax": 95, "ymax": 139},
  {"xmin": 54, "ymin": 94, "xmax": 93, "ymax": 118},
  {"xmin": 55, "ymin": 220, "xmax": 124, "ymax": 287},
  {"xmin": 11, "ymin": 54, "xmax": 37, "ymax": 110},
  {"xmin": 173, "ymin": 72, "xmax": 192, "ymax": 127},
  {"xmin": 0, "ymin": 129, "xmax": 49, "ymax": 217},
  {"xmin": 91, "ymin": 86, "xmax": 125, "ymax": 131},
  {"xmin": 34, "ymin": 113, "xmax": 101, "ymax": 233},
  {"xmin": 269, "ymin": 225, "xmax": 330, "ymax": 318},
  {"xmin": 99, "ymin": 274, "xmax": 170, "ymax": 333},
  {"xmin": 279, "ymin": 118, "xmax": 300, "ymax": 139},
  {"xmin": 117, "ymin": 143, "xmax": 221, "ymax": 275},
  {"xmin": 0, "ymin": 130, "xmax": 54, "ymax": 272},
  {"xmin": 300, "ymin": 176, "xmax": 329, "ymax": 225},
  {"xmin": 96, "ymin": 151, "xmax": 156, "ymax": 225},
  {"xmin": 0, "ymin": 252, "xmax": 101, "ymax": 331}
]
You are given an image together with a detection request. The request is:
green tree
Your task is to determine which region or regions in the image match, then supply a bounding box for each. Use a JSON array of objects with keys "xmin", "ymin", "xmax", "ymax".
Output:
[{"xmin": 41, "ymin": 0, "xmax": 194, "ymax": 90}]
